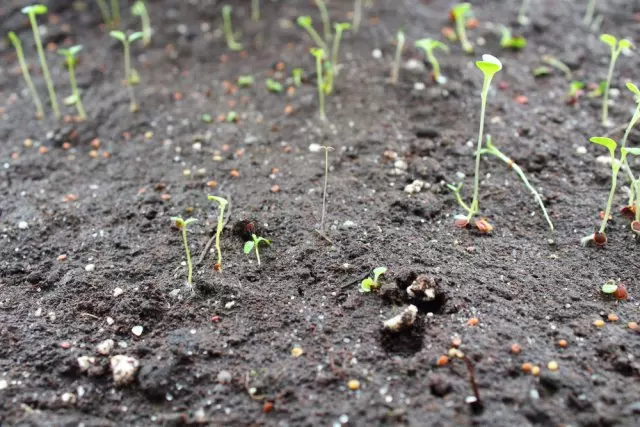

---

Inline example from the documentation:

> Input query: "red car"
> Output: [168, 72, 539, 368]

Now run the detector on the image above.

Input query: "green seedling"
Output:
[601, 279, 618, 295]
[131, 1, 151, 46]
[226, 111, 237, 122]
[415, 38, 449, 85]
[22, 5, 60, 119]
[479, 136, 554, 231]
[390, 30, 405, 85]
[110, 31, 143, 112]
[292, 68, 303, 87]
[297, 16, 328, 51]
[449, 54, 502, 227]
[583, 0, 596, 26]
[566, 81, 584, 105]
[237, 75, 254, 87]
[353, 0, 363, 32]
[360, 266, 387, 293]
[8, 32, 44, 119]
[171, 216, 197, 284]
[331, 22, 351, 76]
[96, 0, 112, 27]
[201, 113, 213, 123]
[310, 47, 327, 120]
[222, 5, 243, 51]
[587, 81, 607, 98]
[110, 0, 120, 27]
[314, 0, 331, 43]
[599, 34, 633, 127]
[252, 0, 260, 22]
[244, 234, 271, 266]
[207, 196, 229, 271]
[57, 45, 87, 120]
[265, 78, 283, 93]
[499, 26, 527, 50]
[451, 3, 473, 53]
[619, 82, 640, 205]
[319, 146, 333, 232]
[517, 0, 530, 26]
[532, 66, 551, 77]
[541, 55, 572, 79]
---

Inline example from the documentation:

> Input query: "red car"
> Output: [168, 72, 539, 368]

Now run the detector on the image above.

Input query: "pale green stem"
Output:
[390, 34, 404, 85]
[455, 14, 472, 53]
[215, 203, 226, 269]
[331, 28, 345, 76]
[635, 179, 640, 222]
[223, 6, 243, 50]
[252, 0, 260, 21]
[9, 33, 44, 119]
[96, 0, 111, 26]
[315, 0, 331, 42]
[426, 49, 441, 82]
[140, 8, 151, 46]
[315, 55, 326, 120]
[353, 0, 362, 32]
[182, 227, 193, 283]
[452, 187, 471, 213]
[518, 0, 530, 24]
[468, 78, 491, 221]
[28, 13, 60, 118]
[301, 25, 328, 51]
[67, 62, 87, 119]
[320, 147, 331, 231]
[254, 240, 261, 266]
[602, 49, 618, 127]
[583, 0, 596, 25]
[600, 162, 622, 234]
[122, 40, 138, 111]
[110, 0, 120, 27]
[620, 105, 640, 188]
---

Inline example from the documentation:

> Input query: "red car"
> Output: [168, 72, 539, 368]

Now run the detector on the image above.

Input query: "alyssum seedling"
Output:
[360, 267, 387, 293]
[318, 146, 334, 233]
[618, 82, 640, 208]
[448, 54, 502, 230]
[8, 32, 44, 119]
[451, 3, 473, 53]
[310, 47, 327, 120]
[171, 216, 197, 285]
[58, 45, 87, 120]
[415, 38, 449, 85]
[297, 16, 328, 51]
[131, 0, 152, 46]
[244, 234, 271, 266]
[22, 5, 60, 119]
[207, 196, 229, 271]
[499, 26, 527, 50]
[110, 31, 143, 112]
[323, 22, 351, 94]
[390, 30, 405, 85]
[222, 5, 243, 51]
[599, 34, 632, 127]
[314, 0, 332, 43]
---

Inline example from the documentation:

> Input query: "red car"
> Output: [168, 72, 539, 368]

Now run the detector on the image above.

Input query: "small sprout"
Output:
[532, 66, 552, 77]
[517, 0, 530, 26]
[251, 0, 260, 22]
[415, 38, 449, 85]
[601, 279, 618, 295]
[297, 16, 328, 51]
[243, 234, 271, 266]
[566, 81, 585, 105]
[310, 47, 327, 120]
[8, 31, 44, 119]
[318, 146, 334, 232]
[586, 80, 607, 98]
[583, 0, 597, 26]
[170, 216, 197, 285]
[22, 4, 60, 119]
[330, 22, 351, 77]
[314, 0, 331, 43]
[201, 113, 213, 123]
[360, 266, 387, 293]
[599, 34, 633, 127]
[541, 55, 572, 79]
[265, 78, 283, 93]
[222, 5, 243, 51]
[499, 26, 527, 50]
[451, 3, 473, 53]
[237, 75, 254, 88]
[226, 111, 237, 122]
[96, 0, 112, 27]
[619, 83, 640, 208]
[292, 68, 303, 87]
[131, 0, 152, 47]
[57, 45, 87, 120]
[207, 196, 229, 271]
[390, 30, 406, 85]
[110, 31, 144, 112]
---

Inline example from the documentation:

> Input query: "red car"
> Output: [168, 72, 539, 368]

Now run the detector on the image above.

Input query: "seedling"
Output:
[566, 81, 585, 105]
[252, 0, 260, 22]
[110, 31, 143, 112]
[451, 3, 473, 53]
[314, 0, 331, 43]
[310, 48, 327, 120]
[499, 26, 527, 50]
[222, 5, 243, 51]
[599, 34, 633, 127]
[292, 68, 303, 87]
[110, 0, 120, 27]
[353, 0, 363, 32]
[448, 55, 502, 227]
[96, 0, 112, 27]
[532, 66, 551, 78]
[479, 136, 554, 231]
[8, 32, 44, 119]
[601, 279, 628, 300]
[170, 216, 197, 284]
[415, 38, 449, 85]
[331, 23, 351, 76]
[243, 234, 271, 266]
[265, 78, 283, 93]
[226, 111, 237, 122]
[237, 75, 254, 88]
[390, 30, 405, 85]
[22, 5, 60, 119]
[580, 137, 630, 246]
[517, 0, 530, 26]
[360, 267, 387, 293]
[297, 16, 328, 52]
[541, 55, 572, 79]
[207, 196, 229, 271]
[57, 45, 87, 120]
[131, 1, 151, 46]
[586, 81, 606, 98]
[319, 146, 333, 232]
[619, 82, 640, 200]
[583, 0, 596, 26]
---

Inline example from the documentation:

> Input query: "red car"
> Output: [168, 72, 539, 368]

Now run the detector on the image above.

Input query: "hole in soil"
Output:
[379, 317, 425, 356]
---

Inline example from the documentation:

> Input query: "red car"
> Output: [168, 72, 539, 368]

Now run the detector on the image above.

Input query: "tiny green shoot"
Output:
[583, 0, 596, 26]
[360, 266, 387, 293]
[331, 22, 351, 76]
[222, 5, 243, 51]
[110, 31, 143, 112]
[566, 81, 584, 105]
[243, 234, 271, 266]
[314, 0, 332, 43]
[96, 0, 112, 27]
[131, 0, 151, 47]
[110, 0, 120, 28]
[265, 78, 283, 93]
[532, 66, 552, 78]
[541, 55, 572, 79]
[171, 216, 197, 284]
[587, 81, 607, 98]
[252, 0, 260, 22]
[310, 47, 327, 120]
[292, 68, 303, 87]
[57, 45, 87, 120]
[237, 75, 255, 87]
[8, 31, 44, 119]
[499, 26, 527, 50]
[21, 5, 60, 119]
[201, 113, 213, 123]
[599, 34, 633, 127]
[451, 3, 473, 53]
[601, 279, 617, 295]
[390, 30, 405, 85]
[415, 38, 449, 85]
[297, 16, 328, 51]
[226, 111, 237, 122]
[319, 146, 333, 232]
[207, 195, 229, 271]
[620, 82, 640, 206]
[517, 0, 530, 26]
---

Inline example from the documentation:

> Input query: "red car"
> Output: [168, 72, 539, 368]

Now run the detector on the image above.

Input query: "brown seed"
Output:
[90, 138, 101, 149]
[467, 317, 479, 326]
[88, 150, 98, 158]
[547, 361, 559, 371]
[160, 194, 171, 201]
[230, 169, 240, 178]
[521, 362, 532, 373]
[347, 379, 360, 391]
[475, 218, 493, 233]
[557, 339, 568, 348]
[284, 105, 294, 115]
[607, 313, 619, 322]
[531, 366, 540, 376]
[263, 402, 273, 413]
[62, 142, 72, 150]
[510, 343, 521, 354]
[206, 181, 217, 188]
[614, 284, 628, 301]
[628, 322, 638, 331]
[436, 355, 449, 366]
[271, 185, 280, 193]
[466, 17, 479, 29]
[38, 146, 49, 154]
[287, 86, 296, 96]
[57, 254, 68, 261]
[515, 95, 528, 105]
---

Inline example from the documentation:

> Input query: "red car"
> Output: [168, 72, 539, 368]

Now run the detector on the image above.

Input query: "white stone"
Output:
[308, 143, 322, 153]
[61, 392, 76, 404]
[18, 221, 28, 229]
[404, 180, 425, 194]
[413, 82, 426, 91]
[131, 325, 143, 336]
[110, 355, 139, 385]
[113, 287, 124, 297]
[372, 49, 382, 59]
[106, 316, 115, 325]
[224, 301, 235, 309]
[0, 379, 7, 390]
[96, 339, 115, 355]
[576, 146, 587, 155]
[77, 356, 96, 372]
[85, 264, 96, 272]
[596, 155, 612, 165]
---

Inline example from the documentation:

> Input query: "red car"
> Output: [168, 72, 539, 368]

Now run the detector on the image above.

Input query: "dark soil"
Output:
[1, 0, 640, 425]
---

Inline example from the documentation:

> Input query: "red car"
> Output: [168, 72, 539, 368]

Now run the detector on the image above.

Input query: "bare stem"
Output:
[182, 227, 193, 284]
[9, 32, 44, 119]
[28, 14, 60, 118]
[320, 146, 333, 231]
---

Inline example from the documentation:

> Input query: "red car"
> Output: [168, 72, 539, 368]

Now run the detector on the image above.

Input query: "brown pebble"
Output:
[510, 343, 521, 354]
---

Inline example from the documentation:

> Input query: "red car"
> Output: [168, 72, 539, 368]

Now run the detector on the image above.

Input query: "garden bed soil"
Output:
[1, 0, 639, 426]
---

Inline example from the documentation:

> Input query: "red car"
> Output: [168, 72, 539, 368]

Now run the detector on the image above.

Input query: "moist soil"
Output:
[1, 0, 640, 426]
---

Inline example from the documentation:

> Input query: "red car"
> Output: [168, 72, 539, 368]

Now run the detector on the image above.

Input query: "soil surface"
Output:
[1, 0, 640, 426]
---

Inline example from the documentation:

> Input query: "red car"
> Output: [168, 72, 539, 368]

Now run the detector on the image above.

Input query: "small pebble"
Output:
[110, 355, 139, 385]
[291, 347, 304, 357]
[113, 287, 124, 297]
[18, 221, 28, 229]
[576, 146, 587, 154]
[593, 319, 605, 328]
[510, 343, 521, 354]
[96, 339, 115, 355]
[85, 264, 96, 272]
[61, 392, 76, 404]
[106, 317, 115, 325]
[347, 379, 360, 391]
[0, 380, 7, 390]
[547, 361, 559, 371]
[217, 370, 232, 384]
[629, 322, 638, 331]
[531, 366, 541, 376]
[372, 49, 382, 59]
[131, 325, 143, 336]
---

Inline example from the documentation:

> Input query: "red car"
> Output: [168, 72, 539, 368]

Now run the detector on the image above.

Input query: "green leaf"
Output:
[237, 75, 254, 87]
[619, 39, 633, 50]
[297, 16, 312, 27]
[415, 38, 449, 54]
[599, 34, 617, 49]
[243, 240, 255, 254]
[171, 216, 185, 227]
[208, 195, 229, 207]
[63, 94, 78, 106]
[475, 54, 502, 77]
[110, 31, 126, 42]
[372, 266, 387, 282]
[183, 218, 197, 227]
[590, 137, 617, 157]
[201, 113, 212, 123]
[226, 111, 237, 122]
[601, 280, 617, 294]
[131, 0, 146, 16]
[626, 81, 640, 96]
[359, 278, 373, 293]
[451, 3, 471, 19]
[128, 31, 144, 43]
[570, 81, 585, 90]
[68, 45, 83, 56]
[621, 147, 640, 157]
[335, 22, 352, 32]
[310, 47, 325, 59]
[21, 5, 48, 15]
[265, 78, 283, 93]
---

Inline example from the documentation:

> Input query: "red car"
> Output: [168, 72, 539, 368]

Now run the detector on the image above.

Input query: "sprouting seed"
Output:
[265, 78, 283, 93]
[57, 45, 87, 120]
[451, 3, 473, 53]
[599, 34, 633, 127]
[171, 216, 197, 285]
[243, 234, 271, 266]
[7, 31, 44, 119]
[110, 31, 144, 112]
[499, 26, 527, 50]
[310, 47, 327, 120]
[297, 16, 328, 51]
[360, 267, 387, 293]
[207, 196, 229, 271]
[237, 75, 255, 88]
[415, 38, 449, 85]
[292, 68, 303, 87]
[131, 0, 152, 46]
[390, 30, 406, 85]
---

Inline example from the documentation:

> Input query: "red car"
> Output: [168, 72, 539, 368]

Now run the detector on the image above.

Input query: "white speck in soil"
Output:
[217, 370, 232, 384]
[106, 317, 115, 325]
[77, 356, 96, 372]
[131, 326, 143, 337]
[0, 380, 8, 390]
[113, 287, 123, 297]
[224, 301, 235, 309]
[110, 355, 139, 385]
[96, 339, 115, 355]
[413, 82, 425, 91]
[84, 264, 96, 272]
[372, 49, 382, 59]
[18, 221, 28, 230]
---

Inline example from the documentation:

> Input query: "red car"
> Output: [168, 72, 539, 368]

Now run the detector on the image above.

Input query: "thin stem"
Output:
[223, 6, 243, 51]
[254, 240, 261, 266]
[182, 228, 193, 283]
[455, 14, 472, 53]
[315, 0, 331, 42]
[600, 162, 621, 234]
[517, 0, 530, 24]
[468, 80, 490, 221]
[353, 0, 362, 32]
[331, 28, 344, 76]
[252, 0, 260, 21]
[110, 0, 120, 27]
[320, 147, 332, 231]
[123, 40, 138, 112]
[583, 0, 596, 25]
[635, 180, 640, 222]
[426, 49, 440, 82]
[140, 7, 151, 46]
[96, 0, 112, 26]
[315, 55, 326, 120]
[302, 25, 328, 51]
[620, 105, 640, 185]
[602, 49, 618, 127]
[390, 33, 404, 85]
[9, 32, 44, 119]
[452, 187, 471, 213]
[67, 62, 87, 119]
[215, 203, 226, 269]
[28, 14, 60, 118]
